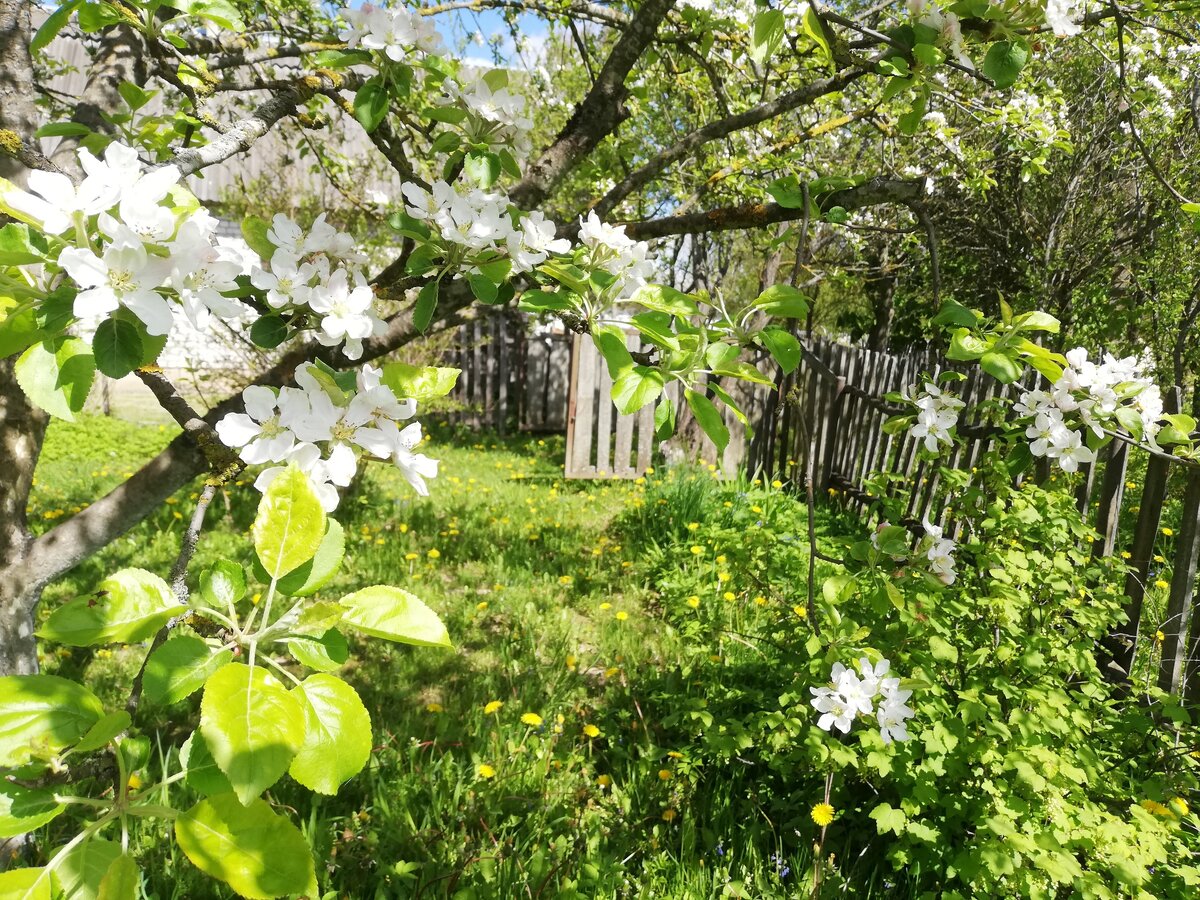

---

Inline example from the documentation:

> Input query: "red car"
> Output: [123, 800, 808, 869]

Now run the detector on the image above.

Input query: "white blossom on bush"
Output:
[811, 658, 914, 744]
[907, 382, 965, 452]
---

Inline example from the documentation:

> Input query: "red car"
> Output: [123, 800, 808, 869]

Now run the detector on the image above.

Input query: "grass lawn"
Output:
[27, 416, 887, 899]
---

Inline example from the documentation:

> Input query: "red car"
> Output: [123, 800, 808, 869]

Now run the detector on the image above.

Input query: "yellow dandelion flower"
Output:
[484, 700, 503, 714]
[405, 552, 419, 561]
[476, 601, 488, 611]
[723, 591, 736, 601]
[661, 809, 677, 822]
[1163, 528, 1174, 537]
[690, 545, 704, 556]
[615, 611, 629, 621]
[1141, 799, 1173, 817]
[1169, 797, 1189, 816]
[597, 774, 612, 788]
[1156, 630, 1166, 644]
[1156, 579, 1170, 590]
[811, 803, 835, 826]
[687, 522, 700, 531]
[686, 595, 701, 608]
[477, 764, 496, 779]
[754, 596, 767, 606]
[126, 773, 143, 791]
[427, 549, 441, 559]
[558, 575, 574, 586]
[771, 480, 783, 489]
[657, 769, 672, 781]
[604, 666, 620, 677]
[425, 703, 444, 713]
[1121, 551, 1131, 559]
[793, 605, 808, 618]
[566, 654, 577, 670]
[583, 724, 601, 738]
[521, 712, 544, 727]
[599, 601, 613, 610]
[667, 751, 683, 759]
[717, 572, 731, 583]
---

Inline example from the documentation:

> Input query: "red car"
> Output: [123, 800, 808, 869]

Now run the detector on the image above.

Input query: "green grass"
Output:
[26, 416, 882, 898]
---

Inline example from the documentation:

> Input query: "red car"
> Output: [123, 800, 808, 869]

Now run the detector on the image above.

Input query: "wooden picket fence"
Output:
[437, 312, 571, 433]
[562, 331, 1200, 698]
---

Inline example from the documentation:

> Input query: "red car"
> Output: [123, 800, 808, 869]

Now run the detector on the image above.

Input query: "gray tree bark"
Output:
[0, 0, 39, 185]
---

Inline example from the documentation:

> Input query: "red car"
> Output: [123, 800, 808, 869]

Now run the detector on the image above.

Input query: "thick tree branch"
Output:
[593, 65, 870, 218]
[508, 0, 677, 210]
[621, 177, 929, 240]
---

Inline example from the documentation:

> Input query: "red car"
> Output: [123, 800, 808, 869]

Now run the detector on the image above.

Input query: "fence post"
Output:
[1091, 441, 1128, 558]
[1159, 468, 1200, 695]
[1101, 389, 1178, 681]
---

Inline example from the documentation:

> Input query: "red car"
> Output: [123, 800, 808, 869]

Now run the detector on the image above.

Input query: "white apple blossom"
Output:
[908, 382, 964, 452]
[58, 229, 174, 334]
[215, 385, 308, 465]
[812, 657, 915, 743]
[923, 518, 958, 585]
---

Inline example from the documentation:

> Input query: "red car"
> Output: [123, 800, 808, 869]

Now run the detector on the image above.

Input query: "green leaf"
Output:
[932, 300, 979, 329]
[0, 305, 46, 360]
[91, 318, 142, 379]
[199, 663, 306, 805]
[56, 839, 121, 900]
[0, 223, 46, 265]
[171, 0, 245, 30]
[288, 674, 372, 794]
[287, 628, 349, 673]
[14, 336, 95, 421]
[518, 289, 575, 313]
[97, 854, 139, 900]
[0, 675, 105, 767]
[946, 328, 989, 361]
[982, 40, 1029, 89]
[38, 568, 178, 646]
[750, 10, 785, 64]
[117, 81, 153, 112]
[467, 273, 499, 304]
[0, 784, 64, 838]
[979, 350, 1023, 384]
[753, 285, 809, 319]
[239, 215, 275, 262]
[929, 635, 959, 663]
[1013, 311, 1060, 333]
[353, 78, 390, 133]
[802, 7, 832, 60]
[252, 466, 327, 580]
[757, 326, 800, 374]
[339, 586, 452, 648]
[31, 0, 83, 52]
[276, 519, 345, 597]
[654, 395, 676, 441]
[249, 315, 288, 349]
[175, 794, 315, 899]
[870, 803, 908, 835]
[612, 366, 664, 415]
[593, 324, 634, 378]
[0, 867, 50, 900]
[180, 730, 234, 798]
[34, 122, 90, 138]
[143, 636, 232, 705]
[200, 559, 246, 611]
[685, 389, 729, 454]
[70, 711, 130, 755]
[464, 151, 501, 189]
[412, 280, 438, 333]
[379, 362, 460, 402]
[310, 49, 373, 68]
[631, 311, 679, 351]
[631, 284, 699, 317]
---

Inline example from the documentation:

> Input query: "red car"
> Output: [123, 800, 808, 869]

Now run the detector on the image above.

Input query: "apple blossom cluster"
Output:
[907, 382, 965, 452]
[248, 214, 386, 360]
[811, 658, 915, 745]
[401, 181, 570, 273]
[923, 518, 958, 585]
[339, 2, 444, 59]
[1014, 348, 1163, 472]
[577, 211, 656, 302]
[907, 1, 973, 70]
[5, 142, 248, 335]
[215, 362, 437, 511]
[441, 78, 534, 157]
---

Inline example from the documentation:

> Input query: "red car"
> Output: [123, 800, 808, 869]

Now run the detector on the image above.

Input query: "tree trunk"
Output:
[865, 246, 897, 351]
[0, 0, 39, 185]
[0, 356, 49, 676]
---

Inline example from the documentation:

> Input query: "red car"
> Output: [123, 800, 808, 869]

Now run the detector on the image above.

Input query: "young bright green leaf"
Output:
[870, 803, 908, 835]
[753, 285, 809, 319]
[276, 519, 345, 597]
[757, 327, 801, 374]
[946, 328, 989, 361]
[750, 10, 785, 64]
[931, 300, 978, 329]
[287, 628, 349, 673]
[518, 289, 575, 314]
[379, 361, 460, 402]
[251, 466, 326, 579]
[802, 7, 833, 60]
[0, 675, 105, 767]
[91, 318, 142, 379]
[0, 867, 50, 899]
[171, 0, 246, 30]
[143, 636, 233, 706]
[55, 838, 121, 900]
[654, 395, 676, 441]
[467, 273, 499, 304]
[31, 0, 83, 52]
[631, 284, 699, 317]
[37, 568, 178, 646]
[464, 151, 501, 189]
[200, 559, 246, 610]
[338, 586, 452, 648]
[97, 853, 139, 900]
[14, 336, 95, 421]
[175, 794, 315, 899]
[199, 663, 307, 804]
[288, 674, 372, 794]
[685, 389, 730, 454]
[1013, 311, 1060, 333]
[979, 351, 1023, 384]
[630, 311, 680, 351]
[179, 730, 234, 798]
[0, 784, 64, 838]
[0, 222, 46, 266]
[69, 710, 130, 755]
[612, 366, 664, 415]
